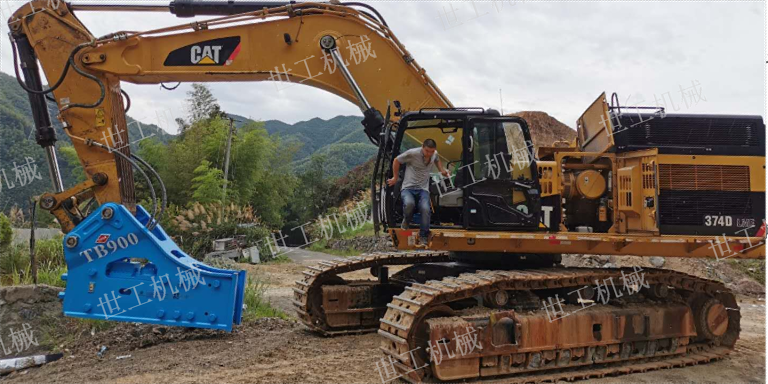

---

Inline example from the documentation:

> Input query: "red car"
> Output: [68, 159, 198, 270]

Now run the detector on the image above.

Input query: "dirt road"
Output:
[2, 250, 765, 384]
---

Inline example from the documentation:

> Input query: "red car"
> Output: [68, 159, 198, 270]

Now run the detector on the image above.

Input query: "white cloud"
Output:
[1, 0, 764, 132]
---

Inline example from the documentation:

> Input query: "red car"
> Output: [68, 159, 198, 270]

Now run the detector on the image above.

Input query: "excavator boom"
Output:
[10, 0, 451, 233]
[8, 0, 451, 332]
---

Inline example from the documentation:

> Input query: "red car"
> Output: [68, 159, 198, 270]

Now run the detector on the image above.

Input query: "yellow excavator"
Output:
[8, 1, 765, 382]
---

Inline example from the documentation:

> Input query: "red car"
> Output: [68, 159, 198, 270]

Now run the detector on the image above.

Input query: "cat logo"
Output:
[191, 45, 223, 65]
[164, 36, 242, 67]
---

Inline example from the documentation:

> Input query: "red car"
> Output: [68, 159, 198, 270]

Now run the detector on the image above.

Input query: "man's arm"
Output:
[387, 158, 402, 186]
[435, 157, 451, 177]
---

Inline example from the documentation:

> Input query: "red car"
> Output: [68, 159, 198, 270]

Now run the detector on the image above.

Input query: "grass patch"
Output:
[307, 192, 374, 241]
[8, 261, 67, 287]
[242, 274, 289, 322]
[335, 221, 375, 240]
[1, 236, 67, 287]
[727, 259, 765, 285]
[302, 199, 375, 256]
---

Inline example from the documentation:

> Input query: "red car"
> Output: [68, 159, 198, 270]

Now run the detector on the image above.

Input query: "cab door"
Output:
[462, 117, 542, 230]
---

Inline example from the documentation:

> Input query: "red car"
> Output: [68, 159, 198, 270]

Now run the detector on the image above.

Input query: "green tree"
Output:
[137, 119, 222, 205]
[286, 154, 333, 225]
[186, 83, 223, 126]
[228, 122, 298, 227]
[191, 160, 225, 204]
[137, 116, 297, 228]
[0, 213, 12, 249]
[136, 138, 177, 202]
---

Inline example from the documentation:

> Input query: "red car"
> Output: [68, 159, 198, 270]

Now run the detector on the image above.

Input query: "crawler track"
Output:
[294, 254, 740, 382]
[292, 251, 450, 335]
[378, 268, 740, 382]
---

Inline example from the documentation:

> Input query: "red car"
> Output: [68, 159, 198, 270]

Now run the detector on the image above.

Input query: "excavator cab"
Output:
[374, 109, 543, 235]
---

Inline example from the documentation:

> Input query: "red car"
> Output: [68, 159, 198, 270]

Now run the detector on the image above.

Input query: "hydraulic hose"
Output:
[85, 139, 159, 230]
[131, 153, 167, 231]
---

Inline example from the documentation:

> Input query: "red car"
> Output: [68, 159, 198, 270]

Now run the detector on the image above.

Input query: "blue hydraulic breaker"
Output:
[58, 203, 246, 331]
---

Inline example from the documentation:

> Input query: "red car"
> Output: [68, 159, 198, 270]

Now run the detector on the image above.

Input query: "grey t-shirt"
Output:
[396, 147, 438, 191]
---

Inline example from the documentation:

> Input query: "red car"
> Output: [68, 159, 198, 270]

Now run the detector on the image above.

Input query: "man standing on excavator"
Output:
[387, 139, 451, 245]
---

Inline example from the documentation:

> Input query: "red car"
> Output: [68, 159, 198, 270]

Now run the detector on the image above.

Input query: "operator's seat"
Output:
[438, 189, 464, 208]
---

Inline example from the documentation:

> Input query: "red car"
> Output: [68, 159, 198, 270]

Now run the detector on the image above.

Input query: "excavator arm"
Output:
[8, 0, 451, 331]
[10, 0, 451, 233]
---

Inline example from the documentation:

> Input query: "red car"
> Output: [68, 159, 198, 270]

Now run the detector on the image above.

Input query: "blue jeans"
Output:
[401, 188, 431, 238]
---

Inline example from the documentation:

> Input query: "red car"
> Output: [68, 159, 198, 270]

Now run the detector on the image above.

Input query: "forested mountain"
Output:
[292, 142, 376, 177]
[262, 116, 369, 160]
[229, 113, 375, 177]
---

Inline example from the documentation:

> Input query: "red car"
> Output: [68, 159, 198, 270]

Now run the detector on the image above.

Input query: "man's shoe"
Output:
[419, 236, 429, 246]
[401, 219, 409, 230]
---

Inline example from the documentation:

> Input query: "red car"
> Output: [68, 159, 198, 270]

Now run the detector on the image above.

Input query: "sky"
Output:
[0, 0, 765, 134]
